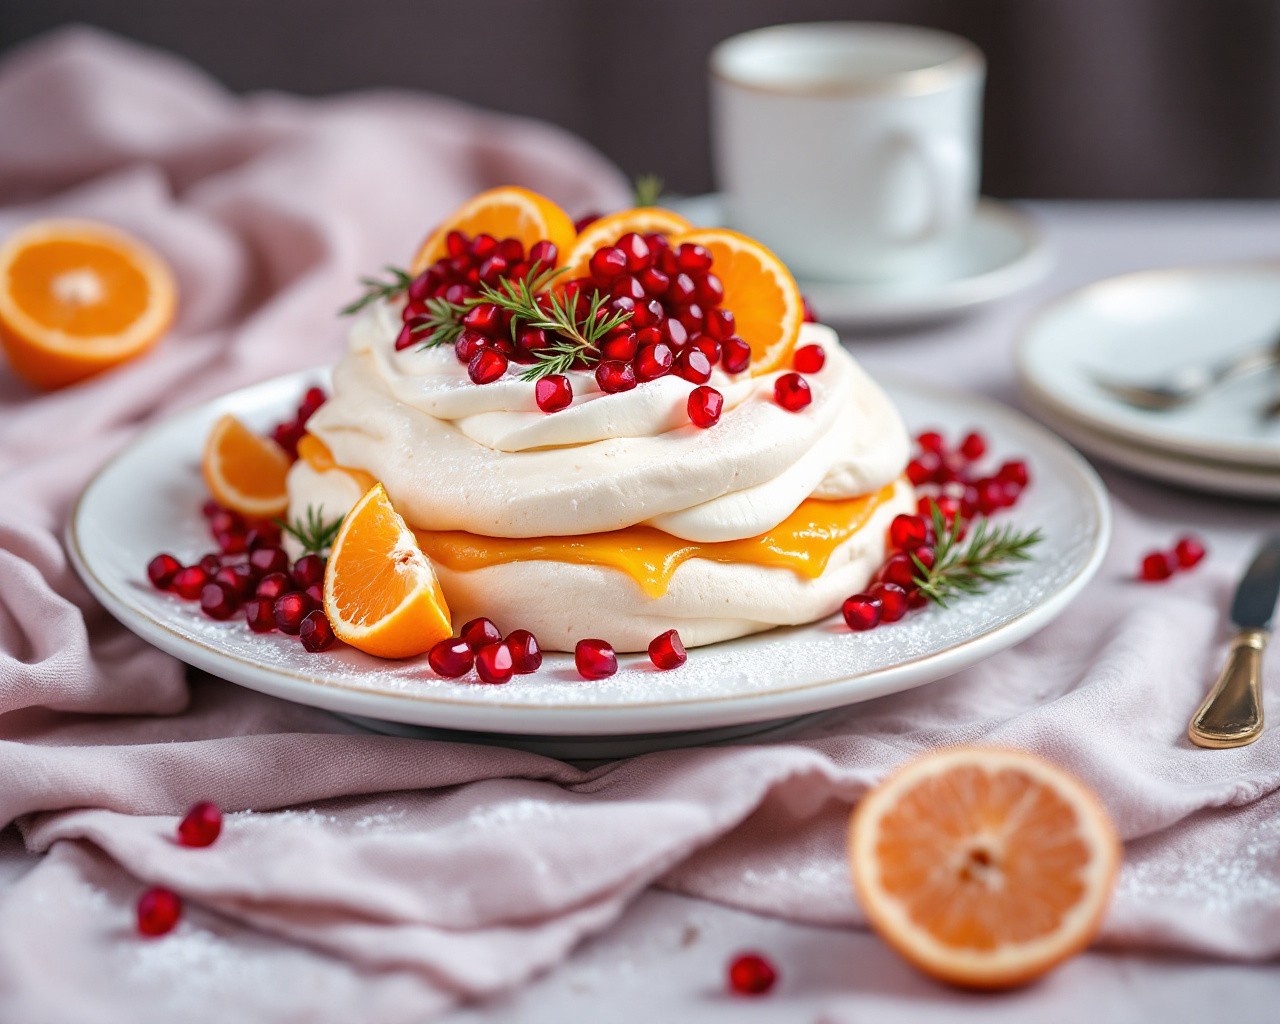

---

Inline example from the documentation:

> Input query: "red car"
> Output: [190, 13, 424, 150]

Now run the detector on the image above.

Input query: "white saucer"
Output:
[1022, 390, 1280, 502]
[669, 195, 1052, 329]
[67, 371, 1109, 752]
[1017, 263, 1280, 470]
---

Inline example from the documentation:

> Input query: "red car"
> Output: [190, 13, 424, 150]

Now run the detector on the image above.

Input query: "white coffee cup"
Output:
[710, 22, 985, 283]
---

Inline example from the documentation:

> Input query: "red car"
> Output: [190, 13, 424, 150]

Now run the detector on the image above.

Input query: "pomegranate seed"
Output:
[976, 478, 1012, 515]
[575, 638, 617, 680]
[210, 509, 244, 536]
[429, 637, 474, 678]
[254, 572, 290, 600]
[462, 303, 501, 334]
[666, 272, 696, 305]
[248, 546, 289, 577]
[596, 360, 637, 394]
[959, 431, 987, 461]
[675, 346, 712, 384]
[497, 237, 524, 262]
[801, 295, 818, 322]
[889, 514, 929, 551]
[727, 952, 777, 996]
[721, 336, 751, 374]
[177, 801, 222, 848]
[505, 629, 543, 673]
[916, 431, 946, 455]
[638, 266, 670, 295]
[687, 386, 724, 428]
[535, 374, 573, 412]
[529, 240, 558, 266]
[694, 273, 724, 305]
[658, 317, 687, 350]
[574, 212, 601, 232]
[455, 329, 488, 362]
[691, 336, 721, 363]
[705, 308, 736, 340]
[519, 326, 551, 355]
[869, 582, 908, 623]
[299, 610, 336, 652]
[292, 555, 327, 589]
[1139, 551, 1177, 582]
[635, 342, 674, 381]
[445, 230, 468, 258]
[631, 299, 664, 329]
[1174, 536, 1207, 568]
[461, 617, 502, 651]
[136, 887, 181, 937]
[244, 597, 276, 632]
[478, 255, 510, 285]
[842, 593, 882, 631]
[997, 460, 1030, 487]
[273, 591, 315, 634]
[678, 303, 706, 336]
[246, 522, 283, 549]
[880, 553, 919, 590]
[408, 272, 433, 302]
[198, 553, 223, 574]
[170, 566, 208, 600]
[201, 499, 222, 519]
[648, 629, 687, 669]
[675, 243, 713, 273]
[588, 247, 629, 280]
[305, 583, 324, 605]
[469, 348, 508, 385]
[616, 232, 651, 272]
[147, 553, 181, 590]
[793, 344, 825, 374]
[635, 325, 662, 348]
[774, 373, 812, 412]
[215, 529, 247, 555]
[600, 330, 639, 362]
[213, 564, 255, 599]
[474, 642, 514, 684]
[610, 275, 646, 303]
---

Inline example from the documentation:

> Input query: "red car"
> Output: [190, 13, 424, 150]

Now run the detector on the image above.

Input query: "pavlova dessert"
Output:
[286, 187, 914, 652]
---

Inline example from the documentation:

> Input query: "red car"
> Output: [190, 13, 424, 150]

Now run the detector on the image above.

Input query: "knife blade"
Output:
[1189, 535, 1280, 748]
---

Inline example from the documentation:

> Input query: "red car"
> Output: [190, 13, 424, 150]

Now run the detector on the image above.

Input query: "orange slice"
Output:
[202, 414, 291, 519]
[323, 483, 452, 659]
[668, 228, 802, 376]
[0, 219, 176, 390]
[849, 746, 1121, 990]
[410, 187, 577, 275]
[559, 207, 693, 281]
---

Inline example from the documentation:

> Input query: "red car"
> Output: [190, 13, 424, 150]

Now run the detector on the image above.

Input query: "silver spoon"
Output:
[1091, 333, 1280, 411]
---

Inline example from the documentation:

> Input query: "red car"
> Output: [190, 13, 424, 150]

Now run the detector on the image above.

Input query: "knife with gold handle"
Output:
[1189, 536, 1280, 748]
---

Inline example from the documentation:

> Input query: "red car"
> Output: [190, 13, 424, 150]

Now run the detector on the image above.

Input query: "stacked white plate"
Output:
[1017, 263, 1280, 500]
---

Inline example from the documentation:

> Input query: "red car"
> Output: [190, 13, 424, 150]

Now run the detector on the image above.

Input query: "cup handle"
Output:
[879, 131, 959, 246]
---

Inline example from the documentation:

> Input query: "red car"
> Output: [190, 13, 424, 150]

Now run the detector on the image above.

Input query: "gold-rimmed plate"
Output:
[67, 371, 1109, 746]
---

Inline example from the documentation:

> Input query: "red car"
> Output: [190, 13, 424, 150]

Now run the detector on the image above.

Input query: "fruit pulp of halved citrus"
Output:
[202, 414, 291, 519]
[0, 219, 176, 390]
[410, 186, 577, 275]
[558, 207, 693, 281]
[848, 746, 1121, 990]
[323, 483, 452, 659]
[667, 228, 803, 376]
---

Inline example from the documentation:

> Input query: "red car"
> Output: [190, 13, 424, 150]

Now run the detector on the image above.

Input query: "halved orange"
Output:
[0, 219, 177, 390]
[410, 187, 577, 275]
[559, 207, 693, 281]
[667, 228, 802, 376]
[202, 415, 291, 519]
[849, 746, 1121, 990]
[323, 483, 452, 659]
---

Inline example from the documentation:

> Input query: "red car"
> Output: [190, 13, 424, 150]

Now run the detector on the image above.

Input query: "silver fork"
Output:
[1091, 333, 1280, 411]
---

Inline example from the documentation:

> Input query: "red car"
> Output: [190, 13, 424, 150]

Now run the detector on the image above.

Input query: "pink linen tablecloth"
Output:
[0, 28, 1277, 1023]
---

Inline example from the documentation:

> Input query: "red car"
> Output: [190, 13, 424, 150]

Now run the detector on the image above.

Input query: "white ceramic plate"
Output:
[1017, 263, 1280, 469]
[669, 195, 1053, 329]
[68, 372, 1109, 741]
[1022, 391, 1280, 502]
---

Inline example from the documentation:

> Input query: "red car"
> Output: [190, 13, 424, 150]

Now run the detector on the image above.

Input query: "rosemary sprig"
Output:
[912, 502, 1043, 607]
[411, 295, 471, 349]
[278, 505, 343, 557]
[340, 265, 413, 316]
[633, 173, 664, 207]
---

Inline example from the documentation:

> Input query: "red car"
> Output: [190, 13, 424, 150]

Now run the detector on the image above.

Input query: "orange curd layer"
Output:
[300, 435, 900, 598]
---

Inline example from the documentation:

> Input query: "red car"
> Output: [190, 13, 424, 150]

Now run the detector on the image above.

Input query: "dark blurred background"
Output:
[4, 0, 1280, 199]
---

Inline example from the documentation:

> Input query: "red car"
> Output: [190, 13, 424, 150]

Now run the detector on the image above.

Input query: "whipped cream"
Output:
[297, 301, 909, 542]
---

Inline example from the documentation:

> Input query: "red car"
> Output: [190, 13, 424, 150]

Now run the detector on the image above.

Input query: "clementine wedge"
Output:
[323, 483, 452, 659]
[410, 187, 576, 275]
[202, 414, 291, 520]
[559, 207, 693, 281]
